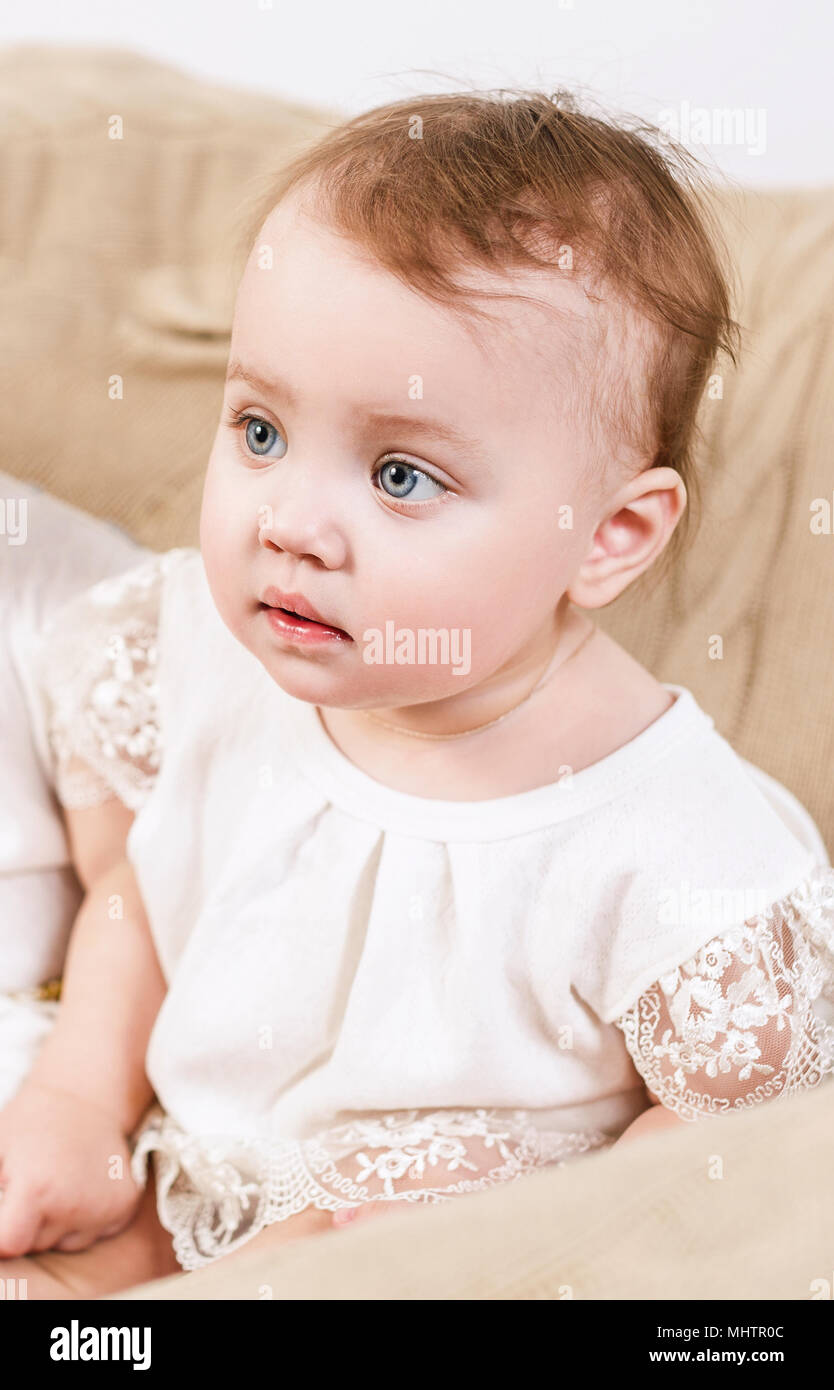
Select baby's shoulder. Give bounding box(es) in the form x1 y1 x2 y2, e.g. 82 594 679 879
30 547 199 812
552 628 820 881
31 545 198 662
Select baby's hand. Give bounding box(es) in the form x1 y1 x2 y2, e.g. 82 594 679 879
331 1198 417 1231
0 1080 144 1256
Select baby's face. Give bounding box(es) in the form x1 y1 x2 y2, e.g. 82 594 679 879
200 187 613 711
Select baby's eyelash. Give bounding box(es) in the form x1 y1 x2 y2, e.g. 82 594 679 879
371 459 451 508
224 407 256 431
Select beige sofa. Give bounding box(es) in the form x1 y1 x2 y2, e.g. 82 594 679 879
3 43 833 1299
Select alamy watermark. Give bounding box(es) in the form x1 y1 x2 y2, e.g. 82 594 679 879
656 102 767 157
50 1321 151 1370
363 622 471 676
0 496 27 545
656 881 770 929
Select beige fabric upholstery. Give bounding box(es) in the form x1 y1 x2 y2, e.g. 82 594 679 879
0 43 335 551
3 45 833 1300
596 182 834 862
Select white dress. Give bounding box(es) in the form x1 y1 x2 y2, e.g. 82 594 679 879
25 546 834 1272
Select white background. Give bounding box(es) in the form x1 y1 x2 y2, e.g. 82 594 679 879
1 0 830 188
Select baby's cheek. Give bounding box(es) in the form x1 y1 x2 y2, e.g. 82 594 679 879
200 514 251 638
201 461 250 578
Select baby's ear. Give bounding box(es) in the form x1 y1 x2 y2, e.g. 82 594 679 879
568 465 688 610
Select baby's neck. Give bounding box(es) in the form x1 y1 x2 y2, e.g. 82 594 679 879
316 623 673 802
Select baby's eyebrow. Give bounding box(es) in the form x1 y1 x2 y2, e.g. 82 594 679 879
226 359 297 404
361 408 486 456
225 358 488 461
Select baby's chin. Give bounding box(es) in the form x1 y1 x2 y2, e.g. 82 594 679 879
235 616 353 699
208 598 477 712
249 629 473 711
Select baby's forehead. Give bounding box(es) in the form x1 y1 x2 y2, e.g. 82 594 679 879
258 187 592 332
248 191 650 458
454 259 652 436
446 262 657 496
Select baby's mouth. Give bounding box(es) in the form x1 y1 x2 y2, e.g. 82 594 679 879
259 586 353 641
283 605 341 630
260 601 352 641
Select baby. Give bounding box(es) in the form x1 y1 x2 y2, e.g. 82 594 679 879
2 88 833 1299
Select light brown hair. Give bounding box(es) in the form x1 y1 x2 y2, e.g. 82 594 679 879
234 88 742 585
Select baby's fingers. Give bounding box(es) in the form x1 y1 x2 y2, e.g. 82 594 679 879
53 1216 129 1251
331 1200 404 1230
52 1229 98 1253
0 1185 42 1258
27 1214 125 1255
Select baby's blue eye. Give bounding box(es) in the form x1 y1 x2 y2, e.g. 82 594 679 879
245 417 287 458
377 459 446 502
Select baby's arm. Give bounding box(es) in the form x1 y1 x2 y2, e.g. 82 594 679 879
611 1094 688 1146
0 768 166 1256
28 774 164 1130
608 870 834 1156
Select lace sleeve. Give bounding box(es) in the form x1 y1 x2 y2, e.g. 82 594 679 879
32 551 174 812
614 863 834 1120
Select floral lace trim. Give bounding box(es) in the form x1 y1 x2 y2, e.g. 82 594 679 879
35 551 179 812
615 863 834 1121
130 1105 613 1272
53 762 127 811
